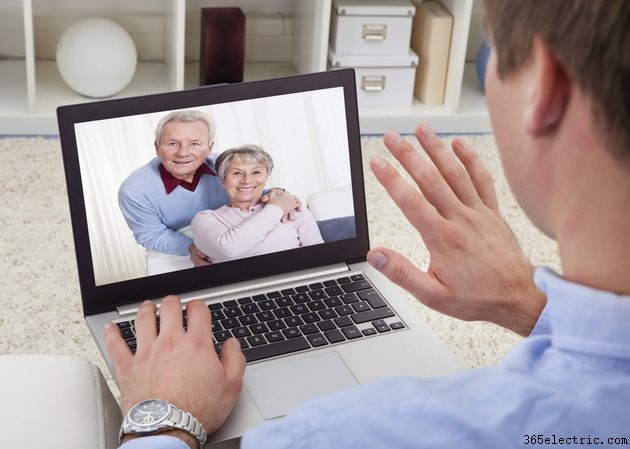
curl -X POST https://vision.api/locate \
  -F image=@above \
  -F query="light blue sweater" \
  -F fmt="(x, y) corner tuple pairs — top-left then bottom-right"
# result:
(118, 157), (229, 256)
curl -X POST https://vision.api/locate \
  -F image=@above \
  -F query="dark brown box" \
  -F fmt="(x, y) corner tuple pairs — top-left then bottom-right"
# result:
(200, 7), (246, 85)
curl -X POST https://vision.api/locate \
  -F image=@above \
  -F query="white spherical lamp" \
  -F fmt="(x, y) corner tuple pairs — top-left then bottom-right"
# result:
(56, 18), (137, 98)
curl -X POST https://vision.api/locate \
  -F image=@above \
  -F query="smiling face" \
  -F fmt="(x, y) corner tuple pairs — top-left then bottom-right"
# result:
(223, 157), (269, 211)
(155, 120), (213, 182)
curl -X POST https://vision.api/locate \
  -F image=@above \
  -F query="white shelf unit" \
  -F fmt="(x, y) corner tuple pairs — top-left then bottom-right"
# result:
(0, 0), (488, 135)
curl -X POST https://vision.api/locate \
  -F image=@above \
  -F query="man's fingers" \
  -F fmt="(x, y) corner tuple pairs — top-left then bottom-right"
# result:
(383, 130), (460, 218)
(134, 300), (158, 353)
(220, 338), (246, 394)
(185, 299), (212, 338)
(370, 154), (441, 235)
(452, 138), (500, 211)
(103, 321), (133, 376)
(415, 125), (482, 208)
(158, 295), (185, 335)
(366, 247), (447, 309)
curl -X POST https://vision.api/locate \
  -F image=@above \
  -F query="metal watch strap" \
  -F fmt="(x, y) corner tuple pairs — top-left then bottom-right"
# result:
(120, 400), (207, 449)
(162, 406), (207, 449)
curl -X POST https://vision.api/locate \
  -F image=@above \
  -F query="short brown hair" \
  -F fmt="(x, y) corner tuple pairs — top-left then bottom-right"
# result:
(484, 0), (630, 162)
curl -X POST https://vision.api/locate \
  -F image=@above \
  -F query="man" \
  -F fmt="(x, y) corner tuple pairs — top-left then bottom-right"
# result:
(118, 110), (297, 266)
(106, 1), (630, 447)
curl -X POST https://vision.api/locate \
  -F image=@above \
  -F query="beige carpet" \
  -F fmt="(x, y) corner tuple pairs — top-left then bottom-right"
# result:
(0, 134), (560, 397)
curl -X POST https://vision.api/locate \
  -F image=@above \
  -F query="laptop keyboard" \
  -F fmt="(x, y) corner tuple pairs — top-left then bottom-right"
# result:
(115, 273), (406, 363)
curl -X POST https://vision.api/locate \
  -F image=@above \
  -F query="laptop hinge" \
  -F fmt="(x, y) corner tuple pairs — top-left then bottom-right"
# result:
(116, 263), (350, 317)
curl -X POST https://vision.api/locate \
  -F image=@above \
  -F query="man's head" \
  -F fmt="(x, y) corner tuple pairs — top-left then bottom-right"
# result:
(482, 0), (630, 237)
(484, 0), (630, 162)
(154, 110), (216, 182)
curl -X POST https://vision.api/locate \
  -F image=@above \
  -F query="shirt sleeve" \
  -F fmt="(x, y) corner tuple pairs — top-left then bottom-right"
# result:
(529, 301), (551, 336)
(118, 435), (190, 449)
(295, 209), (324, 246)
(118, 183), (192, 256)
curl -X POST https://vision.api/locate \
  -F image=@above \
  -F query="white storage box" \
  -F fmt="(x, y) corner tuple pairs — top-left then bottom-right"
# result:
(328, 49), (419, 107)
(330, 0), (415, 55)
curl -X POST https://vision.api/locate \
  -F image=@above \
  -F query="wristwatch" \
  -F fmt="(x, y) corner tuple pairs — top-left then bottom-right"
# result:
(119, 399), (207, 449)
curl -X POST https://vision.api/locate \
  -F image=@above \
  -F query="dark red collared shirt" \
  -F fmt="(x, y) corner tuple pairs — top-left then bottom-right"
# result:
(159, 163), (216, 194)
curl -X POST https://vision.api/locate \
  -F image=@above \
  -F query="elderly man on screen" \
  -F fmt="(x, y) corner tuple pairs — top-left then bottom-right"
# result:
(118, 110), (298, 267)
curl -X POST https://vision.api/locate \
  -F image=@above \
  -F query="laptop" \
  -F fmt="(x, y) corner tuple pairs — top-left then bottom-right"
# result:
(57, 69), (460, 446)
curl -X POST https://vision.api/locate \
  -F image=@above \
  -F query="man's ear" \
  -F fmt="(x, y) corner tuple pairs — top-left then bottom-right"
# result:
(154, 141), (159, 154)
(525, 37), (570, 136)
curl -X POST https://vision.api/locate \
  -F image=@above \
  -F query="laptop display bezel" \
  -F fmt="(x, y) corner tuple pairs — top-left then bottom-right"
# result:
(58, 69), (369, 316)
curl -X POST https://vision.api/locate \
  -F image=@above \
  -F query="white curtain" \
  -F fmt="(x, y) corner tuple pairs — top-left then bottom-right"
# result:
(74, 87), (352, 285)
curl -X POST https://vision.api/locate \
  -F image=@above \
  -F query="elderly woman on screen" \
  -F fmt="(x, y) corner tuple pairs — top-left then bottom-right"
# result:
(191, 144), (324, 263)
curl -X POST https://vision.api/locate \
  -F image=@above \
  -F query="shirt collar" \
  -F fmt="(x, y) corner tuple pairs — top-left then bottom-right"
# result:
(159, 162), (215, 194)
(534, 267), (630, 360)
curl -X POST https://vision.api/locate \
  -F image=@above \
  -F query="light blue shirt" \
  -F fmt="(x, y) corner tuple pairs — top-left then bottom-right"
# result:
(118, 157), (229, 256)
(120, 267), (630, 449)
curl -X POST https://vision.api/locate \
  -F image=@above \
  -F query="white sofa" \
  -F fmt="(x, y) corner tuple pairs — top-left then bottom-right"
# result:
(0, 355), (121, 449)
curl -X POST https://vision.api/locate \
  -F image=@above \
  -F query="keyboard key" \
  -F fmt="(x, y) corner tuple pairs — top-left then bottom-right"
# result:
(265, 331), (285, 343)
(280, 288), (296, 296)
(273, 307), (292, 319)
(252, 294), (267, 302)
(362, 328), (377, 336)
(352, 301), (371, 313)
(342, 326), (362, 340)
(237, 297), (253, 305)
(221, 318), (240, 329)
(238, 315), (257, 326)
(317, 320), (336, 331)
(302, 312), (321, 323)
(224, 306), (242, 318)
(250, 323), (270, 335)
(214, 330), (232, 342)
(351, 307), (395, 324)
(357, 289), (387, 309)
(324, 329), (345, 343)
(241, 303), (260, 314)
(375, 324), (391, 333)
(340, 293), (359, 304)
(283, 328), (302, 339)
(290, 304), (309, 315)
(300, 323), (319, 335)
(334, 316), (353, 327)
(116, 321), (132, 329)
(208, 303), (223, 311)
(256, 311), (275, 322)
(247, 335), (267, 346)
(323, 280), (338, 287)
(285, 316), (304, 327)
(211, 310), (226, 321)
(292, 293), (310, 303)
(232, 327), (252, 338)
(308, 282), (324, 290)
(295, 285), (310, 293)
(342, 280), (371, 293)
(337, 276), (351, 284)
(351, 274), (365, 281)
(268, 319), (286, 331)
(307, 333), (328, 347)
(307, 300), (326, 311)
(324, 286), (344, 296)
(335, 305), (354, 316)
(120, 327), (135, 339)
(259, 300), (277, 311)
(267, 291), (282, 298)
(242, 337), (310, 362)
(224, 300), (238, 307)
(276, 296), (294, 307)
(391, 322), (405, 330)
(308, 290), (327, 300)
(318, 308), (338, 320)
(324, 297), (343, 307)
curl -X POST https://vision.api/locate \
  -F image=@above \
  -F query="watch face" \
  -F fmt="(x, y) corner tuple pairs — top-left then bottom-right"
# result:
(129, 399), (171, 427)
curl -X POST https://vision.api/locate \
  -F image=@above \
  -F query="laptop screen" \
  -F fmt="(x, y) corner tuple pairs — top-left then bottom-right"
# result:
(58, 70), (369, 315)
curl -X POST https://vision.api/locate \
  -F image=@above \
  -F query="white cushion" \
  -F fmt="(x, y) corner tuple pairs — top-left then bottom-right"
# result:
(0, 355), (121, 449)
(307, 185), (354, 221)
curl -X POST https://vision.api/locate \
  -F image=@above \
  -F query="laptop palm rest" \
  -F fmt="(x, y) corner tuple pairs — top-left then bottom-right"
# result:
(244, 351), (359, 419)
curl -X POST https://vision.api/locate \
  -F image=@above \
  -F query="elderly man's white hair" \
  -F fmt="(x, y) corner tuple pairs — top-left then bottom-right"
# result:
(154, 109), (216, 143)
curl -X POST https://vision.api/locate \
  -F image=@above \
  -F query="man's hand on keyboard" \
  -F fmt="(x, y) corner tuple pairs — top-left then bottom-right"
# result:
(367, 125), (546, 337)
(104, 295), (246, 440)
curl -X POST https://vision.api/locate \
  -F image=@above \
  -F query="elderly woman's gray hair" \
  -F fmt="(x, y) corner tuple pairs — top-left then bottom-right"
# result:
(154, 109), (216, 143)
(214, 144), (274, 182)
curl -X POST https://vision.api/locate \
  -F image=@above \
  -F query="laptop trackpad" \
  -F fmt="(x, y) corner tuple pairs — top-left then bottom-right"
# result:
(244, 351), (359, 419)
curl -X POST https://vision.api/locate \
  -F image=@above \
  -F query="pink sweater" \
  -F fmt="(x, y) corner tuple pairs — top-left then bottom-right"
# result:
(191, 203), (324, 263)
